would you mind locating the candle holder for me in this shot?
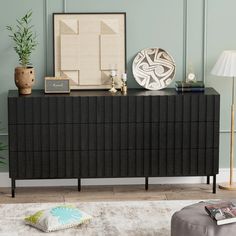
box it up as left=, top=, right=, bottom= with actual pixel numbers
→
left=121, top=73, right=128, bottom=95
left=109, top=71, right=117, bottom=93
left=121, top=80, right=127, bottom=95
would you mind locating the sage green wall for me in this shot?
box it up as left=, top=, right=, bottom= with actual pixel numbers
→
left=0, top=0, right=235, bottom=172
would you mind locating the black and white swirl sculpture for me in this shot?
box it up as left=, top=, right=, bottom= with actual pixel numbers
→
left=132, top=48, right=176, bottom=90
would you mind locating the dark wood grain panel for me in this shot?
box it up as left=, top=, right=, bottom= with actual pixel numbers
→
left=49, top=151, right=58, bottom=178
left=183, top=96, right=191, bottom=122
left=206, top=95, right=214, bottom=122
left=136, top=150, right=144, bottom=177
left=72, top=97, right=81, bottom=123
left=136, top=96, right=144, bottom=123
left=159, top=149, right=167, bottom=176
left=128, top=150, right=136, bottom=177
left=65, top=97, right=73, bottom=124
left=190, top=149, right=198, bottom=175
left=16, top=98, right=25, bottom=124
left=81, top=97, right=89, bottom=123
left=48, top=97, right=57, bottom=124
left=214, top=95, right=220, bottom=122
left=104, top=97, right=112, bottom=123
left=175, top=96, right=183, bottom=122
left=40, top=97, right=49, bottom=124
left=128, top=96, right=136, bottom=123
left=144, top=150, right=151, bottom=176
left=144, top=96, right=151, bottom=123
left=167, top=96, right=175, bottom=122
left=8, top=97, right=17, bottom=124
left=24, top=98, right=33, bottom=124
left=182, top=149, right=190, bottom=175
left=112, top=150, right=120, bottom=177
left=112, top=96, right=121, bottom=123
left=191, top=95, right=199, bottom=122
left=199, top=96, right=207, bottom=122
left=151, top=96, right=160, bottom=122
left=120, top=150, right=128, bottom=177
left=151, top=150, right=158, bottom=176
left=167, top=149, right=175, bottom=176
left=104, top=150, right=112, bottom=177
left=120, top=96, right=128, bottom=123
left=8, top=125, right=17, bottom=151
left=89, top=97, right=97, bottom=123
left=96, top=96, right=105, bottom=123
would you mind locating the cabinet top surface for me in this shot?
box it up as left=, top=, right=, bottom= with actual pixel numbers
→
left=8, top=88, right=219, bottom=98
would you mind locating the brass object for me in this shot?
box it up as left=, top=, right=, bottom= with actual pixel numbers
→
left=121, top=79, right=128, bottom=95
left=15, top=67, right=35, bottom=95
left=109, top=75, right=117, bottom=93
left=123, top=85, right=128, bottom=94
left=219, top=76, right=236, bottom=191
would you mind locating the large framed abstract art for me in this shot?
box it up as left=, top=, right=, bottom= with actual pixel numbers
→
left=53, top=13, right=126, bottom=90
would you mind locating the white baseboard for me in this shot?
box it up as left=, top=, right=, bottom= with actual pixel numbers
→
left=0, top=169, right=233, bottom=187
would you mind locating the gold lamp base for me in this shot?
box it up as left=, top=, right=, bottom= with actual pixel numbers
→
left=219, top=183, right=236, bottom=191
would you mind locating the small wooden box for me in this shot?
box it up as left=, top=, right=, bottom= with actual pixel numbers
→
left=44, top=77, right=70, bottom=94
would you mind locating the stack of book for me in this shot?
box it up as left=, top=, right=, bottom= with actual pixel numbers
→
left=175, top=81, right=205, bottom=92
left=205, top=201, right=236, bottom=225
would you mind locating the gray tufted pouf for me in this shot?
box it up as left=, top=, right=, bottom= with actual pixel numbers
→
left=171, top=202, right=236, bottom=236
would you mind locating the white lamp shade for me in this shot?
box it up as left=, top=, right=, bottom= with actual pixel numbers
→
left=211, top=50, right=236, bottom=77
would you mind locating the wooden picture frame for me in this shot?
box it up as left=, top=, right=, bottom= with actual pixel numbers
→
left=53, top=13, right=126, bottom=90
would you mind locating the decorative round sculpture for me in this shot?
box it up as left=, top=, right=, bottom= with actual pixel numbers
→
left=132, top=48, right=176, bottom=90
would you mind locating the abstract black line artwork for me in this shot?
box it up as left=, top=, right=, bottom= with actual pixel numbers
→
left=133, top=48, right=176, bottom=90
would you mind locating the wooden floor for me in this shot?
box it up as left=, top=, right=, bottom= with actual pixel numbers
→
left=1, top=183, right=236, bottom=203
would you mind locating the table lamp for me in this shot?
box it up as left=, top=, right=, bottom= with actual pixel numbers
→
left=211, top=50, right=236, bottom=190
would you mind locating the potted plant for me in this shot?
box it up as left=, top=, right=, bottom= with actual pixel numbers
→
left=6, top=11, right=37, bottom=95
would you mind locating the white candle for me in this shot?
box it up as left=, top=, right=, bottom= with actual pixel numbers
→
left=111, top=70, right=116, bottom=77
left=122, top=73, right=127, bottom=82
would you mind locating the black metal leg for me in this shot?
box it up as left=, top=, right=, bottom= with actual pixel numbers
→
left=207, top=176, right=210, bottom=185
left=11, top=178, right=15, bottom=198
left=213, top=175, right=216, bottom=194
left=145, top=177, right=149, bottom=191
left=78, top=178, right=81, bottom=192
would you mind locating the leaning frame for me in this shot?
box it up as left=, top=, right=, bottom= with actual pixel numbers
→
left=53, top=12, right=127, bottom=90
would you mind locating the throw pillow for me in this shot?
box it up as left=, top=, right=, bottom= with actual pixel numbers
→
left=25, top=205, right=92, bottom=232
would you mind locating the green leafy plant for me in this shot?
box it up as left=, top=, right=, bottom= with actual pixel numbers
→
left=6, top=10, right=37, bottom=68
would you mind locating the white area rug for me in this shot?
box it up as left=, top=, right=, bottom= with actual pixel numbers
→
left=0, top=200, right=199, bottom=236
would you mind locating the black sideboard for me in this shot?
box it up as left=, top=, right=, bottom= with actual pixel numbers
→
left=8, top=88, right=220, bottom=197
